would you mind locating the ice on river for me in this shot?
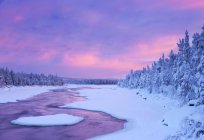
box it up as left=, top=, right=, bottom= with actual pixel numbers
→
left=0, top=85, right=66, bottom=103
left=11, top=114, right=84, bottom=126
left=1, top=84, right=202, bottom=140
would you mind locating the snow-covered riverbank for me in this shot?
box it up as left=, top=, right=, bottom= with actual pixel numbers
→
left=0, top=85, right=66, bottom=103
left=0, top=84, right=203, bottom=139
left=63, top=85, right=204, bottom=140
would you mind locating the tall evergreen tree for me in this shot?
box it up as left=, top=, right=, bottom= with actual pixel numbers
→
left=118, top=25, right=204, bottom=104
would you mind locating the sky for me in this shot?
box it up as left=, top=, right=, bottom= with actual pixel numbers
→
left=0, top=0, right=204, bottom=78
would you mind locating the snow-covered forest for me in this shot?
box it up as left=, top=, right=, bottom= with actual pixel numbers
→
left=0, top=68, right=64, bottom=87
left=118, top=26, right=204, bottom=139
left=118, top=26, right=204, bottom=105
left=64, top=78, right=118, bottom=85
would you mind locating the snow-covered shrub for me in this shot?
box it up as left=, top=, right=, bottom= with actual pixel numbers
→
left=165, top=117, right=204, bottom=140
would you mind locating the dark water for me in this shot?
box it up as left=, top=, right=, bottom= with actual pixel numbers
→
left=0, top=88, right=126, bottom=140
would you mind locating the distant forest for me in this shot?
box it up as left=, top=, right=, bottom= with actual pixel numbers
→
left=64, top=78, right=118, bottom=85
left=119, top=26, right=204, bottom=104
left=0, top=68, right=64, bottom=87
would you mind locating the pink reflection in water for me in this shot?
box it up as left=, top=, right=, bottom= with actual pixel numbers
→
left=0, top=88, right=126, bottom=140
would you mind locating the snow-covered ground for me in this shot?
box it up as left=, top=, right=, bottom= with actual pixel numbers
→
left=0, top=85, right=66, bottom=103
left=0, top=84, right=203, bottom=139
left=63, top=85, right=204, bottom=140
left=11, top=114, right=84, bottom=126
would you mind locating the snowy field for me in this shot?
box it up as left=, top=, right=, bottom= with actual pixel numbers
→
left=0, top=84, right=203, bottom=140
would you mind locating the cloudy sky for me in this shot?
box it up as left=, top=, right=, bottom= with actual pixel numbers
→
left=0, top=0, right=204, bottom=78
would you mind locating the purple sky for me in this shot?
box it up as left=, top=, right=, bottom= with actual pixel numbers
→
left=0, top=0, right=204, bottom=78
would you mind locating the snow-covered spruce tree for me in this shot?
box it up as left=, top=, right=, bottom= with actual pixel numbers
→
left=118, top=25, right=204, bottom=104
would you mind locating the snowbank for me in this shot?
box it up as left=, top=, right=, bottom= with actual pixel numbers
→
left=11, top=114, right=83, bottom=126
left=0, top=85, right=66, bottom=103
left=61, top=85, right=201, bottom=140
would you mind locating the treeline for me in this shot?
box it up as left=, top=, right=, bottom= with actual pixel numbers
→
left=118, top=25, right=204, bottom=104
left=0, top=68, right=64, bottom=87
left=64, top=78, right=118, bottom=85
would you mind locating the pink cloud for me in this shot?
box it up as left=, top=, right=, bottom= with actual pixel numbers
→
left=115, top=35, right=180, bottom=69
left=13, top=15, right=24, bottom=23
left=129, top=0, right=204, bottom=10
left=168, top=0, right=204, bottom=9
left=37, top=49, right=59, bottom=62
left=61, top=51, right=141, bottom=72
left=78, top=11, right=105, bottom=25
left=63, top=53, right=97, bottom=67
left=0, top=55, right=11, bottom=63
left=0, top=51, right=19, bottom=63
left=135, top=35, right=179, bottom=58
left=0, top=25, right=182, bottom=78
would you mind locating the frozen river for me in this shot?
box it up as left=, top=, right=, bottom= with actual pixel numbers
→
left=0, top=88, right=126, bottom=140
